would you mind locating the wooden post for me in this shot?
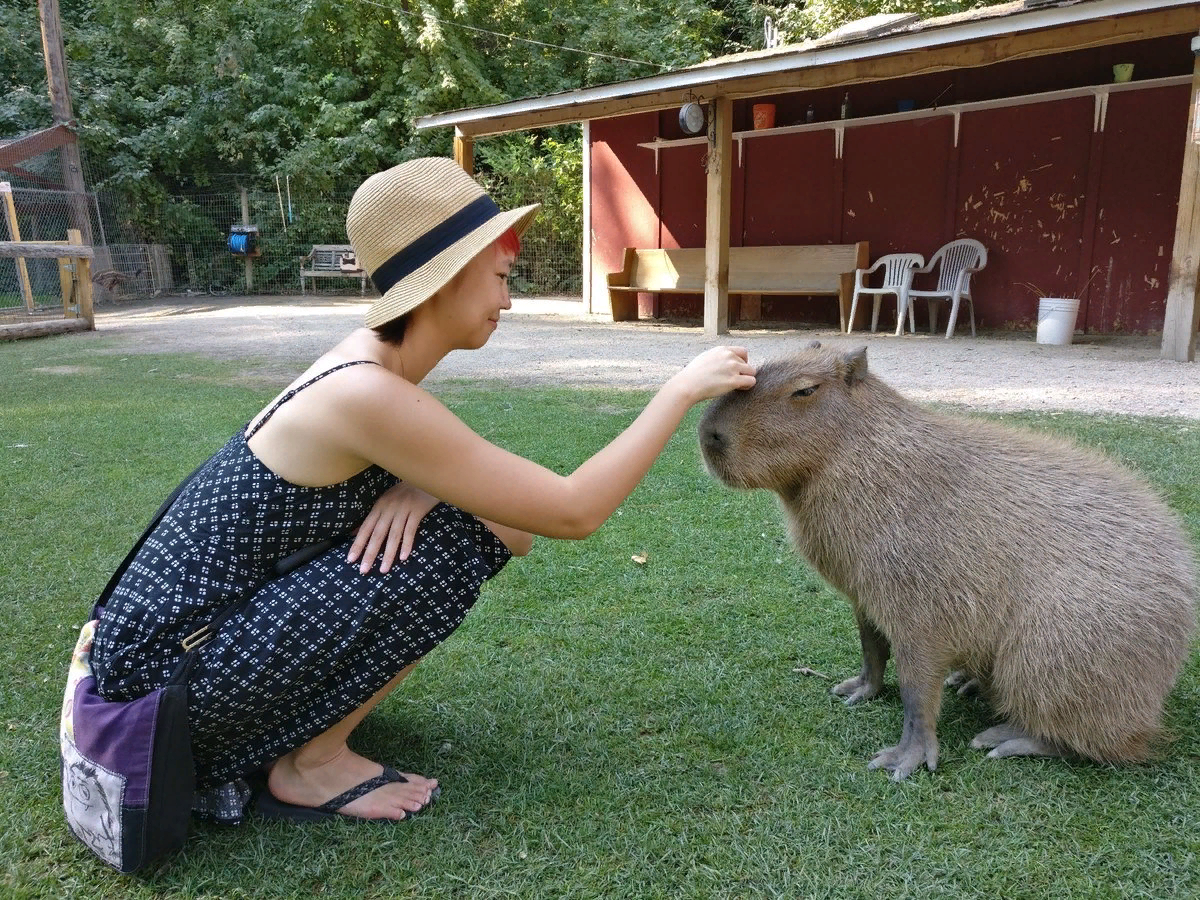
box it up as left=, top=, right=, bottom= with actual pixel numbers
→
left=1075, top=101, right=1107, bottom=332
left=454, top=129, right=475, bottom=176
left=1161, top=39, right=1200, bottom=362
left=58, top=233, right=75, bottom=316
left=75, top=250, right=94, bottom=329
left=704, top=97, right=733, bottom=337
left=582, top=119, right=592, bottom=314
left=0, top=182, right=35, bottom=312
left=58, top=229, right=94, bottom=327
left=241, top=187, right=253, bottom=293
left=37, top=0, right=93, bottom=246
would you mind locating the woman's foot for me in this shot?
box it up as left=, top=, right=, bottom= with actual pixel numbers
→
left=267, top=745, right=438, bottom=821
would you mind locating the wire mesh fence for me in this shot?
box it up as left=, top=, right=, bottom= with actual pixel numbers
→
left=2, top=154, right=583, bottom=317
left=0, top=155, right=107, bottom=324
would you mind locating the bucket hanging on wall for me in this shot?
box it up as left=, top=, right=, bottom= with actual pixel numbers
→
left=1036, top=297, right=1080, bottom=345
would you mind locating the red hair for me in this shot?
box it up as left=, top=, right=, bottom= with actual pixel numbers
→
left=496, top=226, right=521, bottom=257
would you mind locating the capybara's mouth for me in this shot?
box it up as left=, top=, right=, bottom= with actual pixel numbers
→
left=699, top=443, right=747, bottom=489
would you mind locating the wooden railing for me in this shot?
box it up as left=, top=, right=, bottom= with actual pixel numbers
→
left=0, top=231, right=95, bottom=339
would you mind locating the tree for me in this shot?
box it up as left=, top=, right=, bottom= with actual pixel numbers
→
left=759, top=1, right=999, bottom=45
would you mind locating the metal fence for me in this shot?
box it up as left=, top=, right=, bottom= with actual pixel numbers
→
left=2, top=162, right=582, bottom=313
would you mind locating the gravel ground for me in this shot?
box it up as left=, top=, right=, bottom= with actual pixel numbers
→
left=86, top=294, right=1200, bottom=419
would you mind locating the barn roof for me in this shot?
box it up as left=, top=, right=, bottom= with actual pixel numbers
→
left=415, top=0, right=1199, bottom=137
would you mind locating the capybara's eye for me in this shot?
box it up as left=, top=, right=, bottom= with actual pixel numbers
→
left=792, top=386, right=818, bottom=397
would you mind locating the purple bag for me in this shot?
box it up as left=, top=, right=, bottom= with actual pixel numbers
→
left=59, top=467, right=206, bottom=873
left=59, top=459, right=344, bottom=872
left=59, top=618, right=194, bottom=873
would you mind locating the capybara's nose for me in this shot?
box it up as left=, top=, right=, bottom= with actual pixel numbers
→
left=701, top=426, right=725, bottom=453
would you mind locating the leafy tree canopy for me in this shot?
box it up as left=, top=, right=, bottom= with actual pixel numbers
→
left=1, top=0, right=1000, bottom=238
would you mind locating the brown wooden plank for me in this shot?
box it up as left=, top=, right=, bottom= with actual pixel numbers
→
left=0, top=241, right=93, bottom=259
left=454, top=130, right=475, bottom=176
left=704, top=96, right=733, bottom=336
left=57, top=234, right=74, bottom=316
left=0, top=123, right=73, bottom=169
left=1, top=183, right=34, bottom=311
left=1162, top=50, right=1200, bottom=362
left=0, top=317, right=90, bottom=341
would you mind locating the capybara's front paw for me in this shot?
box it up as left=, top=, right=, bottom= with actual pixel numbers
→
left=831, top=674, right=880, bottom=705
left=944, top=670, right=984, bottom=697
left=867, top=734, right=939, bottom=781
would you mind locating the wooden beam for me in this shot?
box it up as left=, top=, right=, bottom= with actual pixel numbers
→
left=0, top=123, right=74, bottom=170
left=0, top=317, right=90, bottom=341
left=454, top=130, right=475, bottom=176
left=240, top=187, right=253, bottom=292
left=37, top=0, right=93, bottom=245
left=1162, top=41, right=1200, bottom=362
left=0, top=240, right=94, bottom=258
left=66, top=227, right=93, bottom=327
left=1, top=182, right=35, bottom=311
left=446, top=7, right=1200, bottom=137
left=57, top=236, right=75, bottom=317
left=704, top=97, right=733, bottom=337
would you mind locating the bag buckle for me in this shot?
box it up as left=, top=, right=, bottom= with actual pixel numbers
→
left=180, top=626, right=213, bottom=653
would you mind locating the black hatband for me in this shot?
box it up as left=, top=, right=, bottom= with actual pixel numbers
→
left=370, top=194, right=501, bottom=295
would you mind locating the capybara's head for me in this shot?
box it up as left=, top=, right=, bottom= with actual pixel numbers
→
left=699, top=342, right=869, bottom=492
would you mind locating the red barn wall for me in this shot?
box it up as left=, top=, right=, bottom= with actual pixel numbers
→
left=588, top=34, right=1192, bottom=334
left=1088, top=84, right=1189, bottom=333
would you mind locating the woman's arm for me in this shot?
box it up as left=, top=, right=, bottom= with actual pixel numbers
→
left=338, top=346, right=755, bottom=540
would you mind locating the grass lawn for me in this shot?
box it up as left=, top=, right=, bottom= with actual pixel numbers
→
left=1, top=335, right=1198, bottom=899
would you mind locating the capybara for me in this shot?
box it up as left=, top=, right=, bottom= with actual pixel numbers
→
left=698, top=343, right=1196, bottom=780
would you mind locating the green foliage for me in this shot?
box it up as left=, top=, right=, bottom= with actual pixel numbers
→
left=2, top=0, right=1011, bottom=269
left=478, top=132, right=584, bottom=292
left=0, top=0, right=51, bottom=135
left=767, top=0, right=996, bottom=44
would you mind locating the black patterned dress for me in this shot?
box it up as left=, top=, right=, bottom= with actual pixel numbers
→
left=90, top=361, right=511, bottom=819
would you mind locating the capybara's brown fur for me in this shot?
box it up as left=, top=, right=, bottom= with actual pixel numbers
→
left=699, top=344, right=1197, bottom=780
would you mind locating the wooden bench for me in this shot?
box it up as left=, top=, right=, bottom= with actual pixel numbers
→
left=299, top=244, right=368, bottom=295
left=607, top=243, right=869, bottom=331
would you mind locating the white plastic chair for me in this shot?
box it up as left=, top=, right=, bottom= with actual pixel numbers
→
left=907, top=238, right=987, bottom=338
left=848, top=253, right=924, bottom=336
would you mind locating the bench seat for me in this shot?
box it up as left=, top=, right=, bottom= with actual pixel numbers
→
left=607, top=243, right=869, bottom=331
left=300, top=244, right=368, bottom=295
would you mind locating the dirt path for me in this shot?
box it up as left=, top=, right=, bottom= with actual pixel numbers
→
left=86, top=294, right=1200, bottom=419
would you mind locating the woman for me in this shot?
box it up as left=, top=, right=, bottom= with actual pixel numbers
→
left=90, top=157, right=756, bottom=825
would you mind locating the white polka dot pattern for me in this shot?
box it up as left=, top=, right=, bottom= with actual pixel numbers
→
left=90, top=365, right=511, bottom=792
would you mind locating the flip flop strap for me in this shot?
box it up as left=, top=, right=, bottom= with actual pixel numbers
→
left=316, top=766, right=407, bottom=813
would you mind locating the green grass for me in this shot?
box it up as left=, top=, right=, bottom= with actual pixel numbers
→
left=2, top=336, right=1198, bottom=899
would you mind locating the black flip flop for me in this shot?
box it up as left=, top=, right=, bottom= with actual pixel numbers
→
left=253, top=765, right=440, bottom=824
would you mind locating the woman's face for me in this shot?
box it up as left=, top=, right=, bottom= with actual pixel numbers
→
left=427, top=241, right=516, bottom=349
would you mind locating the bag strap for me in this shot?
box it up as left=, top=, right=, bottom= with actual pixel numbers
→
left=100, top=459, right=353, bottom=684
left=94, top=459, right=210, bottom=615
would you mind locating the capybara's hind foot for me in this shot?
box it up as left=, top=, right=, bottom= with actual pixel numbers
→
left=831, top=674, right=881, bottom=705
left=970, top=723, right=1064, bottom=759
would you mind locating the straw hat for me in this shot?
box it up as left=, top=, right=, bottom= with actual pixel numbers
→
left=347, top=157, right=540, bottom=328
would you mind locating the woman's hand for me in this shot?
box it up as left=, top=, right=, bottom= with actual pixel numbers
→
left=670, top=346, right=757, bottom=404
left=348, top=481, right=440, bottom=574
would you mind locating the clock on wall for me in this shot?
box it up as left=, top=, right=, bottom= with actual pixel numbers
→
left=679, top=102, right=707, bottom=137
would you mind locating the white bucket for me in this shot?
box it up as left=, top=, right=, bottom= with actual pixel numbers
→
left=1036, top=297, right=1080, bottom=345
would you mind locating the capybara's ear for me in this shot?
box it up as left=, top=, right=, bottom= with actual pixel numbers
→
left=841, top=346, right=868, bottom=385
left=805, top=340, right=822, bottom=349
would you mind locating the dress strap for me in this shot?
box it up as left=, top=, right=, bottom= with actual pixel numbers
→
left=245, top=359, right=381, bottom=440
